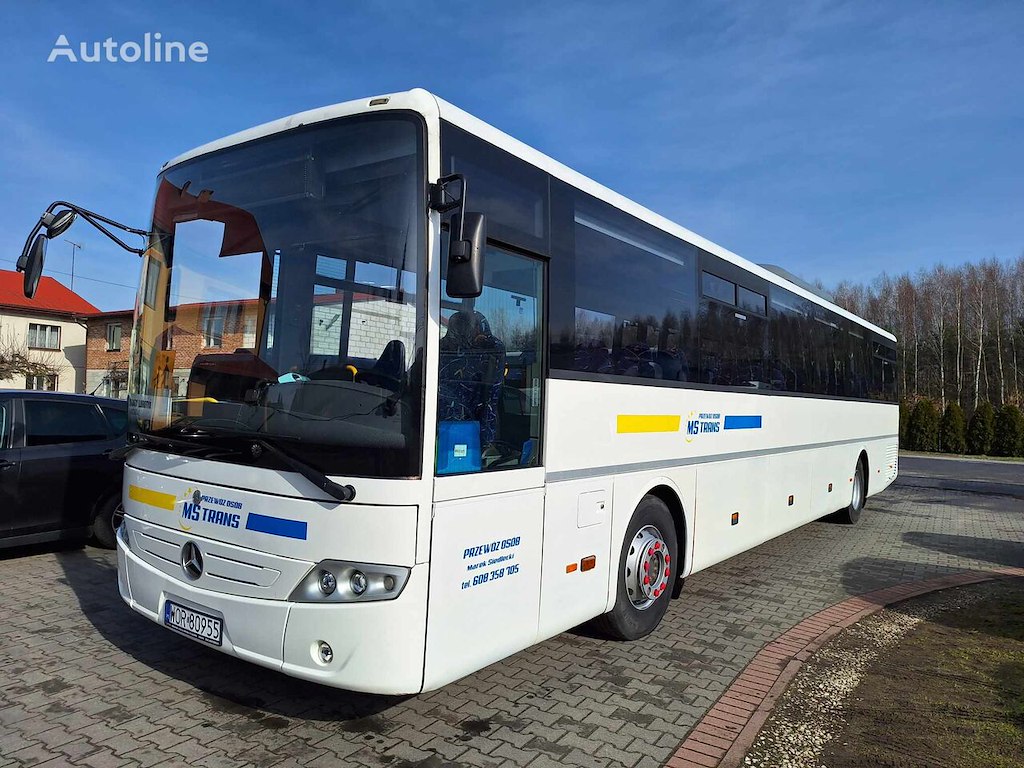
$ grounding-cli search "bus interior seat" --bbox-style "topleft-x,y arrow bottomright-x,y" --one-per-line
374,339 -> 407,382
438,310 -> 506,446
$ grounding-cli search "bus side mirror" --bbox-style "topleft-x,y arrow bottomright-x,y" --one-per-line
21,234 -> 47,299
446,212 -> 486,298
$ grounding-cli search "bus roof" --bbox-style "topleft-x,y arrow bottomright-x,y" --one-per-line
162,88 -> 896,343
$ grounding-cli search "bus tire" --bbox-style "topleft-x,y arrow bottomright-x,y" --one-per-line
91,494 -> 124,550
834,458 -> 866,525
596,495 -> 678,641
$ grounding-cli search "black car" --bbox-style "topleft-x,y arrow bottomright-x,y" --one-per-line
0,391 -> 127,550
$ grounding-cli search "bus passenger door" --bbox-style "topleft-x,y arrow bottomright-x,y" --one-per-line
424,246 -> 547,690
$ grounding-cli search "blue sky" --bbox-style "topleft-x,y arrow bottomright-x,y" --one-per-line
1,1 -> 1021,311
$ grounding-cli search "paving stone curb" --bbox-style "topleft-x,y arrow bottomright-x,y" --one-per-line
663,566 -> 1024,768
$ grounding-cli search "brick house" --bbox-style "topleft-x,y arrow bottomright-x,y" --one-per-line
0,269 -> 98,393
84,309 -> 134,397
85,293 -> 416,398
86,301 -> 259,398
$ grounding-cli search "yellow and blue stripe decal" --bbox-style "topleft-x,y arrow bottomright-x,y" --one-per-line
616,414 -> 682,433
617,414 -> 762,433
128,484 -> 176,511
723,415 -> 763,430
129,483 -> 308,541
245,513 -> 308,540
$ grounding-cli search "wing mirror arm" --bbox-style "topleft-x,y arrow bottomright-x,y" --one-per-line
428,174 -> 486,298
17,200 -> 148,298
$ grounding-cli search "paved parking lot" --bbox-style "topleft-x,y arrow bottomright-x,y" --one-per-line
2,469 -> 1023,768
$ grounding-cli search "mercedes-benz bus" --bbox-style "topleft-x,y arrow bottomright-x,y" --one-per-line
113,89 -> 898,694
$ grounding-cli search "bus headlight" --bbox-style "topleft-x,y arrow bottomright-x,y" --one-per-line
289,561 -> 410,603
318,570 -> 337,596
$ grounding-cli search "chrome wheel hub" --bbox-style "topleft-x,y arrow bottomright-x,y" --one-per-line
852,469 -> 864,510
624,525 -> 671,610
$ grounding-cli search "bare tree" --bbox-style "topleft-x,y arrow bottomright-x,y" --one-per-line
829,254 -> 1024,410
966,264 -> 987,409
0,331 -> 63,384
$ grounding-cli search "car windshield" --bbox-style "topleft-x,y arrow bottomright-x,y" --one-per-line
128,113 -> 426,478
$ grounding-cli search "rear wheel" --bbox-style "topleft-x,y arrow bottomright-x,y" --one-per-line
595,495 -> 678,640
834,458 -> 866,524
92,494 -> 123,549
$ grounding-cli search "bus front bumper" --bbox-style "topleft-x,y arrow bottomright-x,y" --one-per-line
116,527 -> 428,695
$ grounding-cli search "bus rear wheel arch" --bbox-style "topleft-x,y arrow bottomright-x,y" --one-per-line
595,494 -> 679,640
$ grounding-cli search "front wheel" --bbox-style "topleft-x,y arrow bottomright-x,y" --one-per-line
92,495 -> 124,549
834,458 -> 866,525
595,495 -> 678,640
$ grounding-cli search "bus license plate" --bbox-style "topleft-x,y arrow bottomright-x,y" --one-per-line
164,601 -> 223,646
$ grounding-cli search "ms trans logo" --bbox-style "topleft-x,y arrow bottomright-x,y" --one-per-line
685,412 -> 763,443
180,487 -> 243,531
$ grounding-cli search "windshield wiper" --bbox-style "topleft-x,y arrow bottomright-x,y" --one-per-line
109,432 -> 243,461
250,435 -> 356,503
174,426 -> 357,503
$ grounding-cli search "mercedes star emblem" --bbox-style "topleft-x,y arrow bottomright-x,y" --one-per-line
181,541 -> 204,580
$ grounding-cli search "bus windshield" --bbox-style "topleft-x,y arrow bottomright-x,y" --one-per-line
129,113 -> 426,478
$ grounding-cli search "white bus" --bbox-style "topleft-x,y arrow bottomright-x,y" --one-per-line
113,89 -> 898,694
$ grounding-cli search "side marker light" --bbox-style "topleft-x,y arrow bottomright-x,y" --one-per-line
566,563 -> 578,573
581,556 -> 596,572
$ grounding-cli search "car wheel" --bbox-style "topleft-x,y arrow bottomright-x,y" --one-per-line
595,495 -> 678,640
92,494 -> 123,549
834,458 -> 866,525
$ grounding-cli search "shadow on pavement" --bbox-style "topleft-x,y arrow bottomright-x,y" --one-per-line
838,555 -> 969,598
895,475 -> 1024,501
901,531 -> 1024,570
55,548 -> 406,723
1,540 -> 90,561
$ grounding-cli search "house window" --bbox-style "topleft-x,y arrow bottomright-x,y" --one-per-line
201,306 -> 226,348
27,323 -> 61,350
106,323 -> 122,351
143,256 -> 160,308
242,314 -> 256,348
26,374 -> 58,391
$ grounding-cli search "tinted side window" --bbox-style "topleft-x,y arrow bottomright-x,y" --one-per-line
437,247 -> 544,474
702,272 -> 736,305
699,302 -> 767,387
441,122 -> 549,254
25,401 -> 109,446
738,286 -> 767,316
102,406 -> 129,436
0,399 -> 10,450
845,327 -> 869,399
768,288 -> 813,392
572,200 -> 697,382
870,338 -> 898,401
